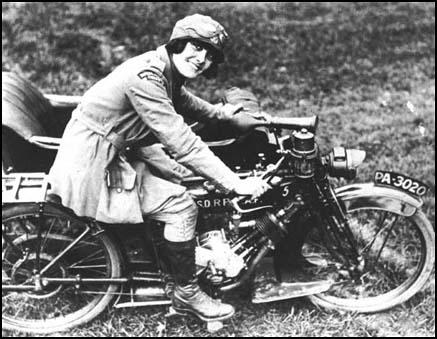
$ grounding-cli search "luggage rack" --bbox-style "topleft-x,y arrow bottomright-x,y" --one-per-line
2,173 -> 49,203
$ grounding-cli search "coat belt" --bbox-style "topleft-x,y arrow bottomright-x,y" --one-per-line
72,106 -> 128,151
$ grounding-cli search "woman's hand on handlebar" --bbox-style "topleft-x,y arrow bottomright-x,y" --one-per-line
233,176 -> 271,200
217,103 -> 244,119
225,111 -> 270,133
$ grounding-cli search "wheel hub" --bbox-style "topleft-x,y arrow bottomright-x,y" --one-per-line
11,253 -> 66,299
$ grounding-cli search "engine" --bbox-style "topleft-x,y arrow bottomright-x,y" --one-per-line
195,230 -> 245,278
195,195 -> 304,283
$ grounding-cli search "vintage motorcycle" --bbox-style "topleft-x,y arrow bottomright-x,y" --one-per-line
2,72 -> 435,333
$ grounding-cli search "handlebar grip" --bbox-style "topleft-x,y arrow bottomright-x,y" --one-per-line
246,115 -> 319,133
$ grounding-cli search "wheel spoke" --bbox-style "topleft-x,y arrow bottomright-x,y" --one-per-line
40,217 -> 57,253
39,226 -> 91,275
13,298 -> 28,318
2,207 -> 121,332
3,257 -> 15,268
360,211 -> 388,254
70,240 -> 100,251
34,220 -> 45,273
2,232 -> 24,258
69,265 -> 108,277
308,204 -> 434,313
67,249 -> 105,268
373,215 -> 398,266
69,264 -> 107,269
18,218 -> 32,234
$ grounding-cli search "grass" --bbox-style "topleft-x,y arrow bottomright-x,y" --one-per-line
6,289 -> 433,337
2,1 -> 435,337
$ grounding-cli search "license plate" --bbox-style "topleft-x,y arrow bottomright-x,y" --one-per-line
374,171 -> 429,197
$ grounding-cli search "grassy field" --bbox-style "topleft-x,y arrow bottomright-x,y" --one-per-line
2,2 -> 435,337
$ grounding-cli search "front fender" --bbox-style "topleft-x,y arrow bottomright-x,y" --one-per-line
334,183 -> 423,217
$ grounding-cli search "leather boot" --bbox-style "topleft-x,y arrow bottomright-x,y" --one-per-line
173,281 -> 234,321
165,239 -> 235,321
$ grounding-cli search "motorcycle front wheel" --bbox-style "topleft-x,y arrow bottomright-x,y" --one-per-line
2,203 -> 122,334
306,202 -> 435,313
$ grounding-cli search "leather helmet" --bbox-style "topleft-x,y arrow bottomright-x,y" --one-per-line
169,14 -> 229,63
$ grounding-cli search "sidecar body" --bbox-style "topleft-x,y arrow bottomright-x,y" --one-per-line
2,72 -> 277,175
2,72 -> 80,173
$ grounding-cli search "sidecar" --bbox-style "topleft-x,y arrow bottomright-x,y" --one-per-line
2,72 -> 80,174
2,71 -> 277,175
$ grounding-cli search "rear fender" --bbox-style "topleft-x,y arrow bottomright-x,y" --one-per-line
334,183 -> 422,217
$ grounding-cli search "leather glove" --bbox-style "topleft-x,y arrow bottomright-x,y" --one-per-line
233,176 -> 271,200
218,103 -> 244,120
228,111 -> 266,133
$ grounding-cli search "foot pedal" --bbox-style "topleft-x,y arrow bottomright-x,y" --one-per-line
206,320 -> 224,333
165,306 -> 186,318
252,278 -> 333,304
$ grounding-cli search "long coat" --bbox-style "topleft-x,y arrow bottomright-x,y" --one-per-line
48,45 -> 240,224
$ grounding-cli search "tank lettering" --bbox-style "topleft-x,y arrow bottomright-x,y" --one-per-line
195,198 -> 233,209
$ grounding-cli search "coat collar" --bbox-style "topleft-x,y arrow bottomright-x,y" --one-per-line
156,45 -> 185,89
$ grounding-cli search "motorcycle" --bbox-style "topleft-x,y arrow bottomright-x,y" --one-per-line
2,72 -> 435,334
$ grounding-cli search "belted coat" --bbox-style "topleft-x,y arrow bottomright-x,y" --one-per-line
48,45 -> 240,224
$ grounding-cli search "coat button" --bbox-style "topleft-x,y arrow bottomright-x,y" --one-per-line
117,188 -> 122,193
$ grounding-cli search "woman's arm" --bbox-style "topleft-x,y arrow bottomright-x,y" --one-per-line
125,73 -> 240,192
176,86 -> 240,123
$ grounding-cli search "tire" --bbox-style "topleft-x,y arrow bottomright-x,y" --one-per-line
307,205 -> 435,313
2,203 -> 122,333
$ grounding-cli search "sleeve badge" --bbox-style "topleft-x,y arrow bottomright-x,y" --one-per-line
137,70 -> 165,85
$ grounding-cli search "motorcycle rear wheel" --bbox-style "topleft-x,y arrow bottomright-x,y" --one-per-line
307,205 -> 434,313
2,203 -> 122,334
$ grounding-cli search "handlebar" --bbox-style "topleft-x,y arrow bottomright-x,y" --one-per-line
269,115 -> 319,133
245,114 -> 319,133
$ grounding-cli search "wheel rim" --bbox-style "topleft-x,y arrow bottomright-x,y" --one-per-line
2,211 -> 116,330
303,208 -> 430,308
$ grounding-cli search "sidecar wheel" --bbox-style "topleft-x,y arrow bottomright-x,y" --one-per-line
307,207 -> 434,313
2,203 -> 122,334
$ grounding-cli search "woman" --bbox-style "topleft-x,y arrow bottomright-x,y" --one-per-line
49,13 -> 268,322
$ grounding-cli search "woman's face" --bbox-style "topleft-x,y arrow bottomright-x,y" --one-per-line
172,41 -> 214,78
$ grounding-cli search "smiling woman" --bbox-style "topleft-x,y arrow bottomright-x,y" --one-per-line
45,12 -> 269,326
172,41 -> 214,78
2,2 -> 435,337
